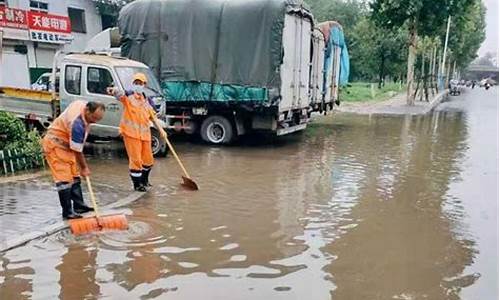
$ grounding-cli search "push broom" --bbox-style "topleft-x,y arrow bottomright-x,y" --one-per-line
69,177 -> 128,235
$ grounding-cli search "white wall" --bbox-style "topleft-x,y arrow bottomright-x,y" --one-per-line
61,0 -> 103,52
1,0 -> 103,86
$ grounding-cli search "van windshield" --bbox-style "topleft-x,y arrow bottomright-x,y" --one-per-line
115,67 -> 162,96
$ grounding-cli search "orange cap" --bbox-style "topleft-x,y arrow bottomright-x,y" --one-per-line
133,72 -> 147,84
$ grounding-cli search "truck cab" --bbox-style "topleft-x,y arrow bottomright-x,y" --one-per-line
57,53 -> 167,155
0,52 -> 168,155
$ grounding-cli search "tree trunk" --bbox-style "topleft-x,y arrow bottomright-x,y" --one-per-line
428,48 -> 434,96
378,55 -> 385,89
445,61 -> 451,89
419,53 -> 425,101
406,23 -> 417,105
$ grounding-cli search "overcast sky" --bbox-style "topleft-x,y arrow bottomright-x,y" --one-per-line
478,0 -> 498,56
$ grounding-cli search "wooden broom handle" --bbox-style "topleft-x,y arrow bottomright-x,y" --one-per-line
152,118 -> 192,179
85,176 -> 101,218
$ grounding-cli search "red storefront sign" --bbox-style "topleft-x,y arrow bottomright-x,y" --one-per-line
0,7 -> 28,29
28,11 -> 71,33
0,7 -> 74,43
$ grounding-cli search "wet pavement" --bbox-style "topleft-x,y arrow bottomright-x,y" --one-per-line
0,87 -> 498,299
0,175 -> 133,251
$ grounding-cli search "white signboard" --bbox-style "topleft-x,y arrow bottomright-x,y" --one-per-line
29,30 -> 73,44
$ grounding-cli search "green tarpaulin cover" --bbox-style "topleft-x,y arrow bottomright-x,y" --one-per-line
119,0 -> 311,102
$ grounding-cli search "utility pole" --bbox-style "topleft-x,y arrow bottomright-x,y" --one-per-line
439,16 -> 451,90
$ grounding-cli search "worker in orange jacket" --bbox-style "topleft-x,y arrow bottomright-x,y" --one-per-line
42,101 -> 105,219
107,73 -> 167,192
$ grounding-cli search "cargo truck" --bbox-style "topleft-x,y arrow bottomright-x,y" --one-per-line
111,0 -> 316,144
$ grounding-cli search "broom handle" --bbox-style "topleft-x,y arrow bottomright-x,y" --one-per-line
152,118 -> 192,179
85,176 -> 101,218
164,135 -> 191,179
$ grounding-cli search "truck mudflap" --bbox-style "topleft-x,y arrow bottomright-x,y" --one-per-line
276,123 -> 308,136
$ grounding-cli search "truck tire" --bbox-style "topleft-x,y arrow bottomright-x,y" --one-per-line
151,129 -> 168,157
200,115 -> 234,144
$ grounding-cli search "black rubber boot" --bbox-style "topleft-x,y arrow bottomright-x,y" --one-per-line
71,177 -> 94,214
142,166 -> 152,187
57,183 -> 82,220
130,171 -> 146,192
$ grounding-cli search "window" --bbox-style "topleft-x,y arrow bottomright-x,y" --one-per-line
65,65 -> 81,95
68,7 -> 86,33
37,74 -> 49,86
87,67 -> 114,95
30,1 -> 48,13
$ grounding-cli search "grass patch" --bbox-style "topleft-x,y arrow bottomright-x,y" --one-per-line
340,82 -> 406,103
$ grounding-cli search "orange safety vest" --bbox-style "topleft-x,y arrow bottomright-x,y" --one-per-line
44,100 -> 89,152
118,93 -> 155,141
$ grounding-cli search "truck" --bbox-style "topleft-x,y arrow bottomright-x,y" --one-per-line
110,0 -> 316,144
0,52 -> 169,156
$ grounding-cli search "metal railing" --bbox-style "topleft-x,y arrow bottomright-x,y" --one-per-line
0,148 -> 45,176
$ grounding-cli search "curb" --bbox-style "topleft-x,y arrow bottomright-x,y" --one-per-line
419,89 -> 449,115
0,191 -> 146,253
0,170 -> 49,184
333,89 -> 449,116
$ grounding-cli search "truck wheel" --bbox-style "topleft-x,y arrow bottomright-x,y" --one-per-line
151,129 -> 168,157
200,115 -> 234,144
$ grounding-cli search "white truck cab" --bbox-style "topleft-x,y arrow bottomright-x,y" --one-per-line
0,52 -> 168,156
57,52 -> 167,155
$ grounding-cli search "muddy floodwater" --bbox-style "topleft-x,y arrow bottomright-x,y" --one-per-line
1,88 -> 498,299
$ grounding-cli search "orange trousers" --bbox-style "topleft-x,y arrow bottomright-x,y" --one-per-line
123,135 -> 154,171
42,138 -> 79,183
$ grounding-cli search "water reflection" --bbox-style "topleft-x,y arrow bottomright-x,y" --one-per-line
0,90 -> 497,299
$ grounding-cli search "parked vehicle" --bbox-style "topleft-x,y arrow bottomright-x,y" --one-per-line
85,0 -> 348,145
0,52 -> 168,156
31,73 -> 51,91
449,79 -> 461,96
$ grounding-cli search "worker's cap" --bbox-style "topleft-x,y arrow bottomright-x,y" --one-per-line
133,73 -> 147,84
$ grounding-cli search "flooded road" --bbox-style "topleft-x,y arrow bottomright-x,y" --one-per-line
1,87 -> 498,299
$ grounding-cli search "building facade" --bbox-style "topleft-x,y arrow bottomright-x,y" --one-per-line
0,0 -> 104,88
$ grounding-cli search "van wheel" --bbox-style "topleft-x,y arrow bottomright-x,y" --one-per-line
200,116 -> 234,144
151,129 -> 168,157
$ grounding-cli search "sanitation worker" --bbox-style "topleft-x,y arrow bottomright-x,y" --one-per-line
42,101 -> 105,220
107,73 -> 167,192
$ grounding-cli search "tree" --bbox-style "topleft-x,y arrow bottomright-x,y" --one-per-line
350,17 -> 407,85
305,0 -> 369,80
371,0 -> 475,105
446,0 -> 486,70
306,0 -> 368,33
93,0 -> 134,29
474,52 -> 498,67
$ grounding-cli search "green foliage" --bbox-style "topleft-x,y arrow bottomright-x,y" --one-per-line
0,112 -> 43,168
474,52 -> 497,67
370,0 -> 474,37
306,0 -> 368,32
446,0 -> 486,70
349,17 -> 407,82
340,82 -> 405,102
93,0 -> 134,23
0,111 -> 25,149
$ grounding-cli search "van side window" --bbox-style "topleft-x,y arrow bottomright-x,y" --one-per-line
87,67 -> 114,95
65,65 -> 81,95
